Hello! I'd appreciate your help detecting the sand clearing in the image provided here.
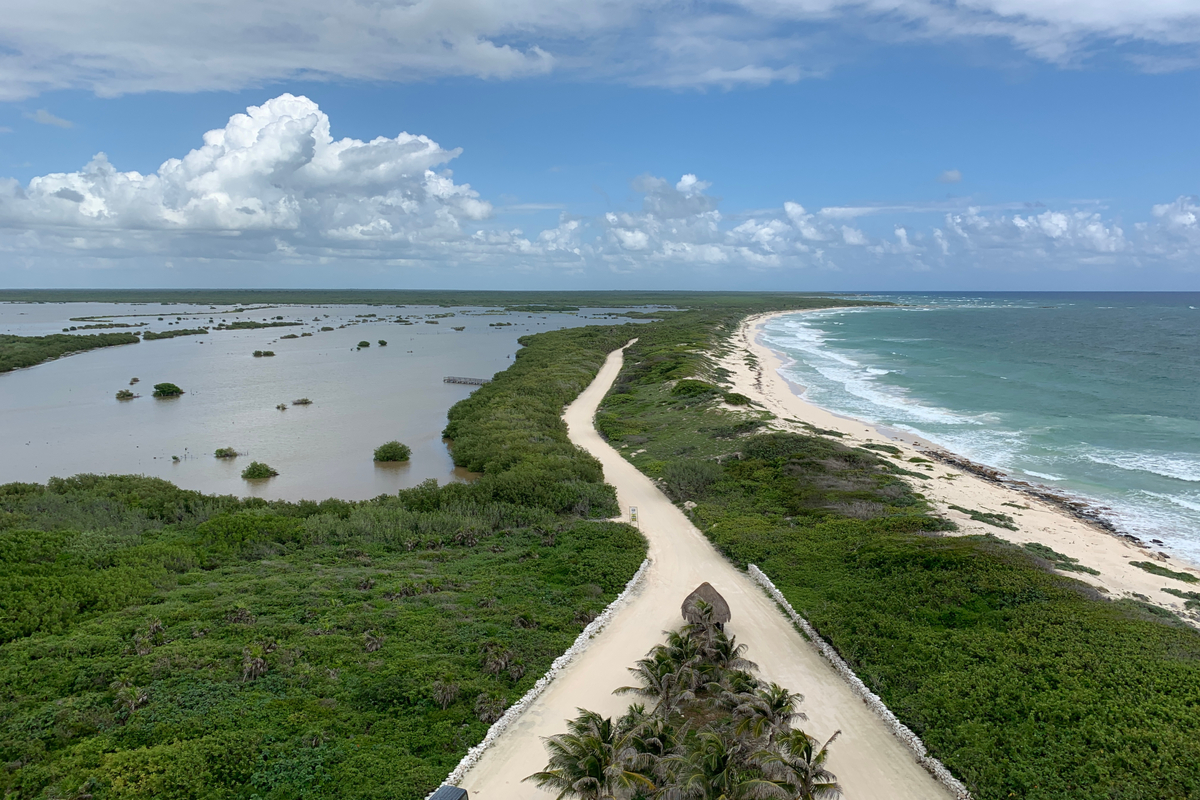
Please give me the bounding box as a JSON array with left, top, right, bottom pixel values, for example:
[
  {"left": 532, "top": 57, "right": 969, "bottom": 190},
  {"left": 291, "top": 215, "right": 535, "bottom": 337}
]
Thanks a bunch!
[
  {"left": 731, "top": 311, "right": 1200, "bottom": 620},
  {"left": 459, "top": 342, "right": 955, "bottom": 800}
]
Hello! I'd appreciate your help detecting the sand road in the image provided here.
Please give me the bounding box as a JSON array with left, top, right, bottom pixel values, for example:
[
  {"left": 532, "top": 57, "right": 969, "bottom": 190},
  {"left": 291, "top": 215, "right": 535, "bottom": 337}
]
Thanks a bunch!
[{"left": 458, "top": 343, "right": 954, "bottom": 800}]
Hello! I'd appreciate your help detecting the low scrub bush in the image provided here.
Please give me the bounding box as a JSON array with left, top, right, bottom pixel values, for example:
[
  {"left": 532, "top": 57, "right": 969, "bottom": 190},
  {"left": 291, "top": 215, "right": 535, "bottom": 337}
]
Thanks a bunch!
[
  {"left": 671, "top": 379, "right": 719, "bottom": 398},
  {"left": 1131, "top": 560, "right": 1198, "bottom": 583},
  {"left": 240, "top": 461, "right": 278, "bottom": 479},
  {"left": 214, "top": 447, "right": 239, "bottom": 459},
  {"left": 373, "top": 441, "right": 412, "bottom": 462},
  {"left": 151, "top": 382, "right": 183, "bottom": 397}
]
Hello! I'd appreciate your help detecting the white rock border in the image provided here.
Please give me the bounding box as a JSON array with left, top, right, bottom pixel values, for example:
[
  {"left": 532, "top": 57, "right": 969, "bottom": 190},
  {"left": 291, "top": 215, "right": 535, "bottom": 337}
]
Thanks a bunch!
[
  {"left": 747, "top": 564, "right": 972, "bottom": 800},
  {"left": 426, "top": 557, "right": 652, "bottom": 798}
]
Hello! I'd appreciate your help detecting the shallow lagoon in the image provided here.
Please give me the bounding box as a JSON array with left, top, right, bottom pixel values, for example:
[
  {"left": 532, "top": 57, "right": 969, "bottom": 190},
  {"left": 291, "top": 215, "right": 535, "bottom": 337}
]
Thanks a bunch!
[{"left": 0, "top": 302, "right": 646, "bottom": 501}]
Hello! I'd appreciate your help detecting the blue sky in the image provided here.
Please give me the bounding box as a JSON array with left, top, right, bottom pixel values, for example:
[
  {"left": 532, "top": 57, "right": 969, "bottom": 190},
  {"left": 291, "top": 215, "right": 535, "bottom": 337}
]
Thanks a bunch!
[{"left": 2, "top": 1, "right": 1199, "bottom": 290}]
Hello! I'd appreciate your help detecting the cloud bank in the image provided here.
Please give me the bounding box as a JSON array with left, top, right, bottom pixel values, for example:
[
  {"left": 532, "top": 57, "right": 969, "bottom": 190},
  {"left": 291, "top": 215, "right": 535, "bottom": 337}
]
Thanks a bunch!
[
  {"left": 2, "top": 0, "right": 1200, "bottom": 99},
  {"left": 1, "top": 95, "right": 1198, "bottom": 287}
]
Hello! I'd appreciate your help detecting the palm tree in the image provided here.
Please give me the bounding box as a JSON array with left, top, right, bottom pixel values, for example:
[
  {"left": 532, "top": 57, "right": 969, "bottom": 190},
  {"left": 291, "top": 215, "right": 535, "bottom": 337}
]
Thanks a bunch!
[
  {"left": 616, "top": 654, "right": 696, "bottom": 717},
  {"left": 526, "top": 709, "right": 656, "bottom": 800},
  {"left": 734, "top": 684, "right": 806, "bottom": 743},
  {"left": 659, "top": 730, "right": 783, "bottom": 800},
  {"left": 702, "top": 633, "right": 757, "bottom": 674},
  {"left": 759, "top": 730, "right": 842, "bottom": 800}
]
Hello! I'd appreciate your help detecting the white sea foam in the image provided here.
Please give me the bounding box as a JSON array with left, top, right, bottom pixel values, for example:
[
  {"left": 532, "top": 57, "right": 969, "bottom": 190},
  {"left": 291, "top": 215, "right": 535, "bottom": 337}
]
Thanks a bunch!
[
  {"left": 766, "top": 314, "right": 978, "bottom": 429},
  {"left": 1083, "top": 450, "right": 1200, "bottom": 483},
  {"left": 763, "top": 305, "right": 1200, "bottom": 564},
  {"left": 1144, "top": 491, "right": 1200, "bottom": 513},
  {"left": 1024, "top": 470, "right": 1064, "bottom": 481}
]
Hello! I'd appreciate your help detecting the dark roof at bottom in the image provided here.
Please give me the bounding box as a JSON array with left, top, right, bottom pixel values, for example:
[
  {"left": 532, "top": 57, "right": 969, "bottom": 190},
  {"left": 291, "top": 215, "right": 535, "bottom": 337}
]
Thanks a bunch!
[{"left": 428, "top": 786, "right": 468, "bottom": 800}]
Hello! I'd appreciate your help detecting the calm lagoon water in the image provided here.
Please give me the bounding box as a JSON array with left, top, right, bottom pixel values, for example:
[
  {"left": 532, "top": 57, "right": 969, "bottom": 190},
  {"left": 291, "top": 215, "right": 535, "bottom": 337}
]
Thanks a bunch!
[
  {"left": 1, "top": 302, "right": 648, "bottom": 501},
  {"left": 763, "top": 292, "right": 1200, "bottom": 562}
]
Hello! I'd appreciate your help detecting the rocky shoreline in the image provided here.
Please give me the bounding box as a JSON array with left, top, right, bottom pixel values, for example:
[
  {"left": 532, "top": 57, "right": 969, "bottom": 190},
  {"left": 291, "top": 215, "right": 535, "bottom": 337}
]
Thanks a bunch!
[{"left": 916, "top": 447, "right": 1160, "bottom": 548}]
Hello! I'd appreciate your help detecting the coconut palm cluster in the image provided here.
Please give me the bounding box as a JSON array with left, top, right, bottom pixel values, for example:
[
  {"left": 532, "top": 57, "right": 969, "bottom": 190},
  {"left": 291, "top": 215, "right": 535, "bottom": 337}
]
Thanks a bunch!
[{"left": 527, "top": 602, "right": 841, "bottom": 800}]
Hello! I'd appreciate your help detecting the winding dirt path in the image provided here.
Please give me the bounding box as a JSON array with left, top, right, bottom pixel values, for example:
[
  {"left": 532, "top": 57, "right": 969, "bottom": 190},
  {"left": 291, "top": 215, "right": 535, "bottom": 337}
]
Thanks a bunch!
[{"left": 458, "top": 343, "right": 954, "bottom": 800}]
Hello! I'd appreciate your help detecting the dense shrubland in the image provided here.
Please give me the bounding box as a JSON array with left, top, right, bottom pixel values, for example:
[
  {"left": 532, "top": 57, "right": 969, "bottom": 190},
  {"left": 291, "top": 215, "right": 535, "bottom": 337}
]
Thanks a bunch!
[
  {"left": 0, "top": 476, "right": 645, "bottom": 799},
  {"left": 596, "top": 311, "right": 1200, "bottom": 800},
  {"left": 141, "top": 328, "right": 207, "bottom": 340},
  {"left": 0, "top": 332, "right": 140, "bottom": 373},
  {"left": 0, "top": 319, "right": 658, "bottom": 800}
]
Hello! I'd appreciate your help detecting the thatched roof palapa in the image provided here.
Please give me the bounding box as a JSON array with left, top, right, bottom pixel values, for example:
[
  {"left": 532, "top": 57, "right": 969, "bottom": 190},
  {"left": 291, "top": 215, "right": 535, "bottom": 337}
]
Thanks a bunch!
[{"left": 681, "top": 582, "right": 731, "bottom": 624}]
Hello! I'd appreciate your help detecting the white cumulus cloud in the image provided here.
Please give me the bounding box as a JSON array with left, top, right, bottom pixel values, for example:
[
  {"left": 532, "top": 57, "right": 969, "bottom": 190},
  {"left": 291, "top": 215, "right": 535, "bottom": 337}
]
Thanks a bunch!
[
  {"left": 4, "top": 95, "right": 1200, "bottom": 286},
  {"left": 0, "top": 94, "right": 492, "bottom": 260}
]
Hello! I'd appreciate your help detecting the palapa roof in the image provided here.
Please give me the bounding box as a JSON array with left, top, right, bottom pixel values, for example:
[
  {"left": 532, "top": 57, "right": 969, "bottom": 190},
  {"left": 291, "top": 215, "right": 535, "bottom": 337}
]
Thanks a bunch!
[
  {"left": 428, "top": 787, "right": 469, "bottom": 800},
  {"left": 681, "top": 582, "right": 731, "bottom": 624}
]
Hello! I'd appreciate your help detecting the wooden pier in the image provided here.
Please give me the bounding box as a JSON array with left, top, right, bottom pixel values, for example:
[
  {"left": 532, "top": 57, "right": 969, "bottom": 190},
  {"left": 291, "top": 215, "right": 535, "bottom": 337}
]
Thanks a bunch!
[{"left": 443, "top": 376, "right": 491, "bottom": 385}]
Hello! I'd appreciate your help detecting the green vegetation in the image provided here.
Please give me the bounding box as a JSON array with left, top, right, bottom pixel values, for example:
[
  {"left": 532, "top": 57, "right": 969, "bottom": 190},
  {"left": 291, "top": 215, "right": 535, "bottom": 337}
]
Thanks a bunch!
[
  {"left": 1022, "top": 542, "right": 1101, "bottom": 575},
  {"left": 151, "top": 383, "right": 184, "bottom": 398},
  {"left": 947, "top": 504, "right": 1018, "bottom": 530},
  {"left": 252, "top": 350, "right": 276, "bottom": 358},
  {"left": 115, "top": 389, "right": 136, "bottom": 400},
  {"left": 215, "top": 321, "right": 301, "bottom": 331},
  {"left": 722, "top": 391, "right": 751, "bottom": 406},
  {"left": 5, "top": 292, "right": 1199, "bottom": 799},
  {"left": 320, "top": 326, "right": 334, "bottom": 332},
  {"left": 64, "top": 322, "right": 147, "bottom": 331},
  {"left": 0, "top": 332, "right": 139, "bottom": 373},
  {"left": 595, "top": 307, "right": 1200, "bottom": 799},
  {"left": 531, "top": 611, "right": 838, "bottom": 800},
  {"left": 506, "top": 305, "right": 580, "bottom": 312},
  {"left": 129, "top": 377, "right": 139, "bottom": 385},
  {"left": 0, "top": 474, "right": 644, "bottom": 799},
  {"left": 0, "top": 313, "right": 655, "bottom": 798},
  {"left": 1163, "top": 588, "right": 1200, "bottom": 610},
  {"left": 292, "top": 398, "right": 313, "bottom": 406},
  {"left": 279, "top": 334, "right": 300, "bottom": 340},
  {"left": 276, "top": 403, "right": 288, "bottom": 411},
  {"left": 357, "top": 341, "right": 370, "bottom": 348},
  {"left": 141, "top": 328, "right": 207, "bottom": 341},
  {"left": 240, "top": 461, "right": 279, "bottom": 479},
  {"left": 373, "top": 441, "right": 412, "bottom": 463},
  {"left": 671, "top": 379, "right": 719, "bottom": 399},
  {"left": 1131, "top": 560, "right": 1199, "bottom": 583},
  {"left": 214, "top": 447, "right": 239, "bottom": 459},
  {"left": 378, "top": 340, "right": 387, "bottom": 347},
  {"left": 452, "top": 326, "right": 465, "bottom": 331}
]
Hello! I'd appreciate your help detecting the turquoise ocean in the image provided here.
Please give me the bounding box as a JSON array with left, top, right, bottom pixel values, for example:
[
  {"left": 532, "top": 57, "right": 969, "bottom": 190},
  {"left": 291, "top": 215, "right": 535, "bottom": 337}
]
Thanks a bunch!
[{"left": 762, "top": 293, "right": 1200, "bottom": 563}]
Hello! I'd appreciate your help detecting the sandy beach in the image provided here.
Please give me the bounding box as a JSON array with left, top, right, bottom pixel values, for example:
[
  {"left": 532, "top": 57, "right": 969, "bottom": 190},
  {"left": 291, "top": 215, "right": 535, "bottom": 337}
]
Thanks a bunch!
[{"left": 728, "top": 311, "right": 1200, "bottom": 622}]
